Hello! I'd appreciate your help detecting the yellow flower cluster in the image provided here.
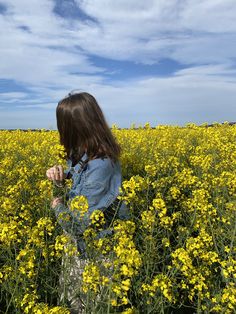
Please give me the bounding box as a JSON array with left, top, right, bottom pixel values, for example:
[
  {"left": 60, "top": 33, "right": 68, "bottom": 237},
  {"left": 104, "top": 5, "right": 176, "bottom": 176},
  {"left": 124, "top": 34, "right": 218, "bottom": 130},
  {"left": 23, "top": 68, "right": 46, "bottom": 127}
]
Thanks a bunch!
[
  {"left": 1, "top": 123, "right": 236, "bottom": 313},
  {"left": 142, "top": 273, "right": 176, "bottom": 303},
  {"left": 82, "top": 262, "right": 109, "bottom": 293},
  {"left": 219, "top": 282, "right": 236, "bottom": 313},
  {"left": 91, "top": 236, "right": 112, "bottom": 255},
  {"left": 90, "top": 209, "right": 106, "bottom": 228},
  {"left": 111, "top": 220, "right": 142, "bottom": 307},
  {"left": 220, "top": 256, "right": 236, "bottom": 280},
  {"left": 0, "top": 220, "right": 19, "bottom": 246},
  {"left": 70, "top": 195, "right": 89, "bottom": 219},
  {"left": 54, "top": 234, "right": 78, "bottom": 257},
  {"left": 150, "top": 194, "right": 181, "bottom": 231},
  {"left": 20, "top": 288, "right": 39, "bottom": 313},
  {"left": 0, "top": 130, "right": 73, "bottom": 312},
  {"left": 17, "top": 287, "right": 70, "bottom": 313},
  {"left": 141, "top": 210, "right": 156, "bottom": 231},
  {"left": 120, "top": 175, "right": 148, "bottom": 206}
]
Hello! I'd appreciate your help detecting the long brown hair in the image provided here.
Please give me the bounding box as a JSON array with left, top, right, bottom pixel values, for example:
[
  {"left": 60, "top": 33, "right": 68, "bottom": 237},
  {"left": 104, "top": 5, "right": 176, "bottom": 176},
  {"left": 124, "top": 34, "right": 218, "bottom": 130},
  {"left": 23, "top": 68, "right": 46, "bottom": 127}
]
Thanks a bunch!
[{"left": 56, "top": 92, "right": 121, "bottom": 165}]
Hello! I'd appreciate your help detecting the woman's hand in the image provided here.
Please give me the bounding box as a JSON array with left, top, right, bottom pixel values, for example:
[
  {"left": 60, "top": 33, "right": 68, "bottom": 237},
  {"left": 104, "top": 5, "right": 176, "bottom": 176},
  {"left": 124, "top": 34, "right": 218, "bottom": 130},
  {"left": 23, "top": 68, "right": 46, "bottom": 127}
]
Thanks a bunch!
[
  {"left": 46, "top": 165, "right": 65, "bottom": 181},
  {"left": 51, "top": 197, "right": 63, "bottom": 209}
]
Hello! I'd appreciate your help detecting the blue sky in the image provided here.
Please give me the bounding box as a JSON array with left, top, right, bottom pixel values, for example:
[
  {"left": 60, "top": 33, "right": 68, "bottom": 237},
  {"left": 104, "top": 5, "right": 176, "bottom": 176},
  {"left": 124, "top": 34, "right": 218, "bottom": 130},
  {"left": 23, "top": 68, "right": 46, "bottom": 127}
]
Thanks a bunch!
[{"left": 0, "top": 0, "right": 236, "bottom": 129}]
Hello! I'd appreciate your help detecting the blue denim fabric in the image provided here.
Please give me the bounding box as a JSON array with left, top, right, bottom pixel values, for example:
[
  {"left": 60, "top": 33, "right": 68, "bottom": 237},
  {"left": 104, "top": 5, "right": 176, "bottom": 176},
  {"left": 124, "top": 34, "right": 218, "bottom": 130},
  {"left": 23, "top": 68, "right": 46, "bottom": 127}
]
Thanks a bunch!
[{"left": 52, "top": 152, "right": 130, "bottom": 258}]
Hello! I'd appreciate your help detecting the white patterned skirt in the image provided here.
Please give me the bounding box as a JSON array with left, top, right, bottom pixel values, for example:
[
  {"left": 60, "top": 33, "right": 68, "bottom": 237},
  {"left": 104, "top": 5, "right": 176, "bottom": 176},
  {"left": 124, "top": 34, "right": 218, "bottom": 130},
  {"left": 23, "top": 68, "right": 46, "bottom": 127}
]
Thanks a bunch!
[
  {"left": 58, "top": 233, "right": 111, "bottom": 314},
  {"left": 59, "top": 251, "right": 89, "bottom": 313}
]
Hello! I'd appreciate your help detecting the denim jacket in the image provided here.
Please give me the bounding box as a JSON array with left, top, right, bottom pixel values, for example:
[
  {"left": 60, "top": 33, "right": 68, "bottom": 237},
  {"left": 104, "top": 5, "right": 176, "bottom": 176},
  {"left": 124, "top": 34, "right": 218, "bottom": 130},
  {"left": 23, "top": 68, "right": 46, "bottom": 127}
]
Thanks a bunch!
[{"left": 52, "top": 152, "right": 129, "bottom": 258}]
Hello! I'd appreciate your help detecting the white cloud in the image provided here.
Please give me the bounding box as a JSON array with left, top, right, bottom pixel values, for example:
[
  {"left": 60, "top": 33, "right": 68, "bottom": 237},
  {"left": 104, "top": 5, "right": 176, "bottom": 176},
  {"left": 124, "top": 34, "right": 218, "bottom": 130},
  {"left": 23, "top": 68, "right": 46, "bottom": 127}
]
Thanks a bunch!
[
  {"left": 180, "top": 0, "right": 236, "bottom": 33},
  {"left": 0, "top": 0, "right": 236, "bottom": 128},
  {"left": 1, "top": 0, "right": 235, "bottom": 82},
  {"left": 16, "top": 102, "right": 56, "bottom": 109},
  {"left": 70, "top": 0, "right": 236, "bottom": 64},
  {"left": 0, "top": 91, "right": 28, "bottom": 99},
  {"left": 1, "top": 63, "right": 235, "bottom": 129},
  {"left": 0, "top": 0, "right": 105, "bottom": 91},
  {"left": 77, "top": 0, "right": 236, "bottom": 33}
]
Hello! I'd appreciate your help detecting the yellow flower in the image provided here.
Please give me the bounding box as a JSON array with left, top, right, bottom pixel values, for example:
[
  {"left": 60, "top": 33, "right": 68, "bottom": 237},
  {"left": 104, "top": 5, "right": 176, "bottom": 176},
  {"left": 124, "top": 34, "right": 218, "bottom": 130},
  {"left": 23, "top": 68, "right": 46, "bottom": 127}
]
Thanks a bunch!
[
  {"left": 90, "top": 210, "right": 106, "bottom": 228},
  {"left": 70, "top": 195, "right": 89, "bottom": 219}
]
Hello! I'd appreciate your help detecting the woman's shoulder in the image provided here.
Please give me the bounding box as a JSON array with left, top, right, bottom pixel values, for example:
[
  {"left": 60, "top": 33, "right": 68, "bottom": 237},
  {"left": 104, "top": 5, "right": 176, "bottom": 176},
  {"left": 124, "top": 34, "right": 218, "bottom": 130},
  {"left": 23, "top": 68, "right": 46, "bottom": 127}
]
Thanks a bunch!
[
  {"left": 87, "top": 155, "right": 119, "bottom": 171},
  {"left": 84, "top": 155, "right": 120, "bottom": 183},
  {"left": 85, "top": 157, "right": 121, "bottom": 185}
]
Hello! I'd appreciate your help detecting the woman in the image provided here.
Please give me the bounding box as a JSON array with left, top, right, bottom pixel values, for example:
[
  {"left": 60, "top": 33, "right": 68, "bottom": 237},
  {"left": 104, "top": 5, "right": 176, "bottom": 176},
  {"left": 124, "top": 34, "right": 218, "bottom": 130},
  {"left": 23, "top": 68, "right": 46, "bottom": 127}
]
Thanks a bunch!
[{"left": 46, "top": 90, "right": 129, "bottom": 312}]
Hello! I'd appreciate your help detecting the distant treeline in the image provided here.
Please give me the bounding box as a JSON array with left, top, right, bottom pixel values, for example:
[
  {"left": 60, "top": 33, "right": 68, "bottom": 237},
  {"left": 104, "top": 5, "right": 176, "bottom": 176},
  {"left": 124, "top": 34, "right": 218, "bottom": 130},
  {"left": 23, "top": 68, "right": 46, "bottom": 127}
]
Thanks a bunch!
[
  {"left": 1, "top": 122, "right": 236, "bottom": 131},
  {"left": 206, "top": 122, "right": 236, "bottom": 127}
]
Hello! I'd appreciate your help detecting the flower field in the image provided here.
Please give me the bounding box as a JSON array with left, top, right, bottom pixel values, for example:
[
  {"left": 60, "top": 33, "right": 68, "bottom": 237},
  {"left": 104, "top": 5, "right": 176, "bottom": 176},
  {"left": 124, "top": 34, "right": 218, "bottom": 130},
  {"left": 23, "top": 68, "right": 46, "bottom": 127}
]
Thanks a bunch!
[{"left": 0, "top": 123, "right": 236, "bottom": 314}]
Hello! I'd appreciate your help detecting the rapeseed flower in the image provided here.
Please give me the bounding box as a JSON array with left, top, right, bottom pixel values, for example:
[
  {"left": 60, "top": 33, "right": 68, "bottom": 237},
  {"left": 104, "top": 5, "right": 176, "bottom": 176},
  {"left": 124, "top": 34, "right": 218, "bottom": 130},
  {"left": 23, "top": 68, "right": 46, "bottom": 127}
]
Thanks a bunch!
[{"left": 1, "top": 125, "right": 236, "bottom": 313}]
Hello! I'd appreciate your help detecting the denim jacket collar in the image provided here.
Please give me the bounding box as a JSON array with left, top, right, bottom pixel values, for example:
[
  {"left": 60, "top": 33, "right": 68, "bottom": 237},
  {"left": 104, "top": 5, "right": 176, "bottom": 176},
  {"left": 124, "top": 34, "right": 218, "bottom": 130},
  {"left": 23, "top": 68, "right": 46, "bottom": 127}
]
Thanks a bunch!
[{"left": 67, "top": 152, "right": 88, "bottom": 174}]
